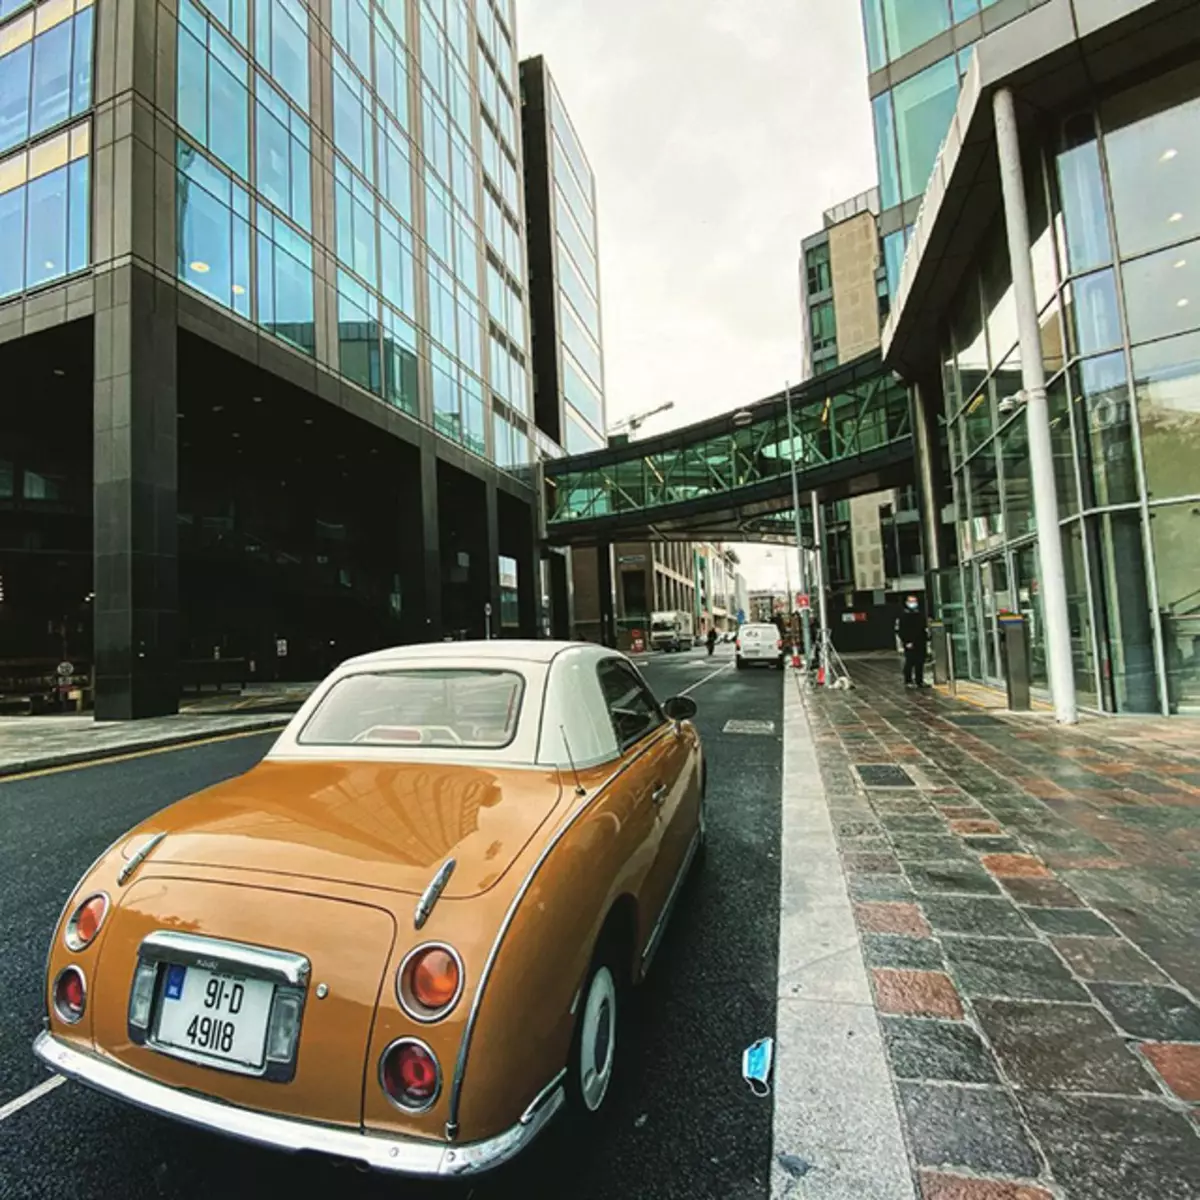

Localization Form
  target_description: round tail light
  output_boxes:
[397,944,463,1021]
[380,1038,441,1111]
[53,966,86,1024]
[64,893,109,951]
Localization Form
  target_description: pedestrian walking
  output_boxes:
[706,627,718,656]
[896,595,928,688]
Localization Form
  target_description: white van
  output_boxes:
[736,623,783,669]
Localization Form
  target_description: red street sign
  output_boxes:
[798,594,810,610]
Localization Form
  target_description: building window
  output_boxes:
[561,302,601,388]
[860,0,887,72]
[565,408,603,455]
[882,228,906,297]
[805,242,832,296]
[334,154,377,286]
[0,121,89,299]
[892,54,959,203]
[382,302,418,414]
[374,11,408,129]
[378,207,416,321]
[810,300,837,355]
[1103,70,1200,261]
[1133,331,1200,507]
[872,90,900,210]
[879,0,952,64]
[332,49,374,183]
[1055,114,1112,278]
[1121,239,1200,347]
[563,355,603,432]
[176,140,250,317]
[254,0,307,109]
[254,74,311,229]
[0,0,93,158]
[332,0,371,80]
[178,0,250,180]
[255,202,314,355]
[379,114,413,225]
[337,267,381,395]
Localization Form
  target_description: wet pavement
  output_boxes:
[810,653,1200,1200]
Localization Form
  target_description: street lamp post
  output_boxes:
[785,384,813,664]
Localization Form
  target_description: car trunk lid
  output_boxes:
[126,761,564,898]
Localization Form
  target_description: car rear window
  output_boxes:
[298,670,524,749]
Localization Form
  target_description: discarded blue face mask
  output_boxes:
[742,1036,774,1097]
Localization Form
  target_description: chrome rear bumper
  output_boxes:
[33,1031,562,1176]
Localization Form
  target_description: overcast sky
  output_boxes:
[515,1,878,594]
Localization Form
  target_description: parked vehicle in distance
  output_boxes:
[650,610,694,652]
[35,641,706,1180]
[735,623,784,669]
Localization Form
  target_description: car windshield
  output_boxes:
[651,619,674,631]
[298,670,524,749]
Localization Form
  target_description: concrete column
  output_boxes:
[419,449,442,642]
[596,541,616,647]
[93,265,179,718]
[911,380,943,576]
[994,87,1077,724]
[485,484,502,640]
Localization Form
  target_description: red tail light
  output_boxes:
[776,639,783,650]
[380,1039,441,1111]
[64,893,109,951]
[53,966,86,1024]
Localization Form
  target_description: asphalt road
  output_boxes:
[0,647,783,1200]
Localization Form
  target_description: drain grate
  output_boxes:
[855,764,915,788]
[723,719,777,735]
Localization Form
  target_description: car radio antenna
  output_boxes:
[560,725,587,797]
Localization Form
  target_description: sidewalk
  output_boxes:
[0,711,291,777]
[788,652,1199,1199]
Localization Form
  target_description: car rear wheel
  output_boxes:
[565,946,620,1122]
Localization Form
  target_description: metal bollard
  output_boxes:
[999,614,1031,711]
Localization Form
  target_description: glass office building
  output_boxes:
[0,0,542,717]
[883,0,1200,716]
[520,54,606,458]
[860,0,1053,297]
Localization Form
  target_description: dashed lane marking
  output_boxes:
[0,1075,64,1122]
[677,663,735,697]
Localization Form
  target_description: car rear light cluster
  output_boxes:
[64,893,109,951]
[265,992,304,1063]
[776,639,783,650]
[53,966,87,1024]
[379,1038,441,1112]
[397,944,463,1022]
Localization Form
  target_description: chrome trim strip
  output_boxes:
[33,1032,561,1178]
[520,1067,567,1124]
[117,833,166,886]
[396,943,465,1024]
[140,931,311,987]
[446,733,665,1135]
[413,859,456,931]
[378,1036,442,1114]
[640,827,701,974]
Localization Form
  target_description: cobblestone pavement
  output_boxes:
[808,654,1200,1200]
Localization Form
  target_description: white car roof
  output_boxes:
[267,641,637,771]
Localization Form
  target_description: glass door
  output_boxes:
[978,556,1012,685]
[1013,542,1048,690]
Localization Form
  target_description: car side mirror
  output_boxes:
[663,696,697,722]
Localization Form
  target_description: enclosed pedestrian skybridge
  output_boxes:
[544,353,914,544]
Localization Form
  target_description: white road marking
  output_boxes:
[677,662,734,697]
[0,1074,64,1122]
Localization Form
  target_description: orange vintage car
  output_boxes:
[34,641,705,1177]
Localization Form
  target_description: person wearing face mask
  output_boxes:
[896,595,928,689]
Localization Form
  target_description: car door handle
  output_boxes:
[651,784,668,808]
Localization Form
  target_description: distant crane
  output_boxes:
[608,401,675,440]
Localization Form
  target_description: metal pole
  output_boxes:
[786,385,813,663]
[993,87,1077,724]
[810,491,829,681]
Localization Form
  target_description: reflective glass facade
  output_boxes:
[171,0,529,468]
[0,0,92,301]
[935,65,1200,715]
[862,0,1050,276]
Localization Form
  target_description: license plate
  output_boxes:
[154,964,275,1070]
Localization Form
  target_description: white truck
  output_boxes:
[650,610,694,653]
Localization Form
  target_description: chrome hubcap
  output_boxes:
[579,966,616,1112]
